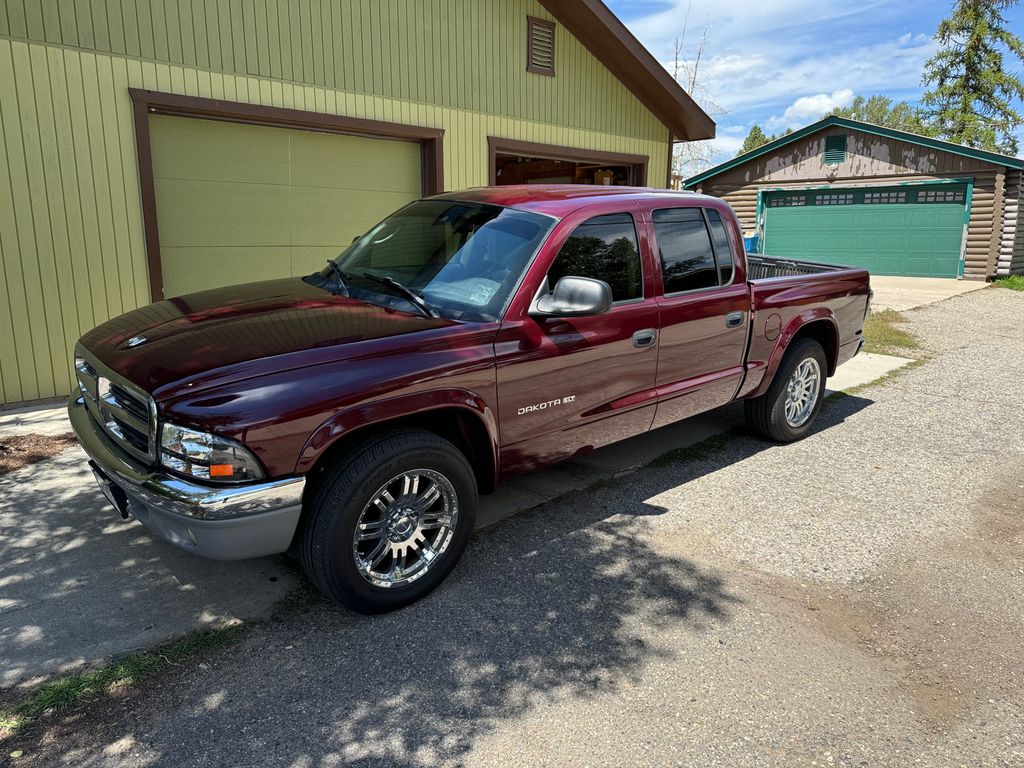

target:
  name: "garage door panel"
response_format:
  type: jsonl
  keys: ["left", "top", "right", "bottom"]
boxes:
{"left": 150, "top": 115, "right": 291, "bottom": 186}
{"left": 150, "top": 115, "right": 424, "bottom": 297}
{"left": 288, "top": 131, "right": 422, "bottom": 193}
{"left": 161, "top": 247, "right": 292, "bottom": 297}
{"left": 155, "top": 178, "right": 291, "bottom": 247}
{"left": 291, "top": 246, "right": 348, "bottom": 277}
{"left": 288, "top": 186, "right": 420, "bottom": 248}
{"left": 763, "top": 186, "right": 965, "bottom": 277}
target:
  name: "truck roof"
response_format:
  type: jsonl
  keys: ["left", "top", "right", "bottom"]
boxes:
{"left": 431, "top": 185, "right": 714, "bottom": 218}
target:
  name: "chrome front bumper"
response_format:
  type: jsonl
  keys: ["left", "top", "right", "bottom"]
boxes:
{"left": 68, "top": 395, "right": 305, "bottom": 560}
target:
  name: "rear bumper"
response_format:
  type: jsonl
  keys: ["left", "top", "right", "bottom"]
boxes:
{"left": 837, "top": 336, "right": 865, "bottom": 369}
{"left": 68, "top": 395, "right": 305, "bottom": 560}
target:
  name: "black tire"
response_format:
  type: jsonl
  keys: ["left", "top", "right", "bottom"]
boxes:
{"left": 744, "top": 337, "right": 828, "bottom": 443}
{"left": 299, "top": 429, "right": 477, "bottom": 613}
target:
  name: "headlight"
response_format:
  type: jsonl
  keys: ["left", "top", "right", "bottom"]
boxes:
{"left": 160, "top": 423, "right": 265, "bottom": 483}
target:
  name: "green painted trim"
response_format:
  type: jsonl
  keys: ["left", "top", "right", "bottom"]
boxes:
{"left": 754, "top": 189, "right": 765, "bottom": 253}
{"left": 683, "top": 116, "right": 1024, "bottom": 188}
{"left": 959, "top": 179, "right": 974, "bottom": 279}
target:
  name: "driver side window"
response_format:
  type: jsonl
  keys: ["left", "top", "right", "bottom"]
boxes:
{"left": 546, "top": 213, "right": 643, "bottom": 303}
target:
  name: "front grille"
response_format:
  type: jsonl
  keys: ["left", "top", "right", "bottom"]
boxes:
{"left": 75, "top": 346, "right": 157, "bottom": 464}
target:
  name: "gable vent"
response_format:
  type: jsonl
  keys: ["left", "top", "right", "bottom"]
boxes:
{"left": 823, "top": 134, "right": 847, "bottom": 165}
{"left": 527, "top": 16, "right": 555, "bottom": 76}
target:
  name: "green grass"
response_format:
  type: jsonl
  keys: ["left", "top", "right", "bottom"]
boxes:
{"left": 862, "top": 308, "right": 920, "bottom": 356}
{"left": 994, "top": 275, "right": 1024, "bottom": 292}
{"left": 838, "top": 357, "right": 929, "bottom": 396}
{"left": 0, "top": 624, "right": 245, "bottom": 742}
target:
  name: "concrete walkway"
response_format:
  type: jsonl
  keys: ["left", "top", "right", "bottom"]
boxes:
{"left": 869, "top": 275, "right": 988, "bottom": 311}
{"left": 0, "top": 401, "right": 72, "bottom": 437}
{"left": 0, "top": 348, "right": 913, "bottom": 690}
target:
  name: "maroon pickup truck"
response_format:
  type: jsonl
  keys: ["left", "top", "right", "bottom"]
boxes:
{"left": 69, "top": 186, "right": 870, "bottom": 612}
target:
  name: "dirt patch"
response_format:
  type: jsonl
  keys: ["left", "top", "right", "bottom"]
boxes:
{"left": 970, "top": 468, "right": 1024, "bottom": 565}
{"left": 749, "top": 471, "right": 1024, "bottom": 728}
{"left": 0, "top": 433, "right": 78, "bottom": 475}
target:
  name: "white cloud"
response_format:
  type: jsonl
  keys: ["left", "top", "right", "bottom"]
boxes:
{"left": 620, "top": 0, "right": 949, "bottom": 173}
{"left": 765, "top": 89, "right": 854, "bottom": 131}
{"left": 709, "top": 134, "right": 745, "bottom": 156}
{"left": 627, "top": 0, "right": 938, "bottom": 133}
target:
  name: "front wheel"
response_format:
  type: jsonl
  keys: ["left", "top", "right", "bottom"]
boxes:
{"left": 744, "top": 337, "right": 828, "bottom": 443}
{"left": 300, "top": 429, "right": 477, "bottom": 613}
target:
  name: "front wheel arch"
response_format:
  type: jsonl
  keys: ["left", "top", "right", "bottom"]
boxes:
{"left": 298, "top": 401, "right": 499, "bottom": 499}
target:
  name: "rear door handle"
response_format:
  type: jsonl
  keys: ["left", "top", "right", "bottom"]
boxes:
{"left": 632, "top": 328, "right": 657, "bottom": 348}
{"left": 725, "top": 312, "right": 744, "bottom": 328}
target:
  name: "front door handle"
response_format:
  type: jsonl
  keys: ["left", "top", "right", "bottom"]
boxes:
{"left": 632, "top": 328, "right": 657, "bottom": 348}
{"left": 725, "top": 312, "right": 745, "bottom": 328}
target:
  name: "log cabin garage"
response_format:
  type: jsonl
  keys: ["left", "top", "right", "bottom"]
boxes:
{"left": 684, "top": 116, "right": 1024, "bottom": 279}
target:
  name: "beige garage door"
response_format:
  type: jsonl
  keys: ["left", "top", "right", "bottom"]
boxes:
{"left": 149, "top": 115, "right": 424, "bottom": 297}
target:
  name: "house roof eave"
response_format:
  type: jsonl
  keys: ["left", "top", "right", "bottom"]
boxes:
{"left": 683, "top": 116, "right": 1024, "bottom": 188}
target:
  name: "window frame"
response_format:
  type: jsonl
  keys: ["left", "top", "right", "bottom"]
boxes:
{"left": 650, "top": 205, "right": 736, "bottom": 298}
{"left": 538, "top": 210, "right": 646, "bottom": 308}
{"left": 703, "top": 208, "right": 737, "bottom": 289}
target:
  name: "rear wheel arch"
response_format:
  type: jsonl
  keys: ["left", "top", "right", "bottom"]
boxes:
{"left": 761, "top": 313, "right": 839, "bottom": 391}
{"left": 789, "top": 318, "right": 839, "bottom": 376}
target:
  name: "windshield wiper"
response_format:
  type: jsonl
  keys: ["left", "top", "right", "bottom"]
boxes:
{"left": 360, "top": 272, "right": 439, "bottom": 318}
{"left": 324, "top": 259, "right": 351, "bottom": 293}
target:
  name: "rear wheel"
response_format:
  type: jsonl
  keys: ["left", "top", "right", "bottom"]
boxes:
{"left": 744, "top": 337, "right": 827, "bottom": 442}
{"left": 300, "top": 429, "right": 477, "bottom": 613}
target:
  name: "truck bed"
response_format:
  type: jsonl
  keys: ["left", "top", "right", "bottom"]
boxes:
{"left": 746, "top": 253, "right": 849, "bottom": 280}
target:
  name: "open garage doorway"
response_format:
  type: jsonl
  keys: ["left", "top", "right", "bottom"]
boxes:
{"left": 488, "top": 137, "right": 647, "bottom": 187}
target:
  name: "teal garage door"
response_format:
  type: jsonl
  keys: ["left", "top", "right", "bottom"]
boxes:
{"left": 761, "top": 185, "right": 967, "bottom": 277}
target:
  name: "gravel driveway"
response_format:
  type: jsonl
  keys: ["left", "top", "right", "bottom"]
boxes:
{"left": 8, "top": 287, "right": 1024, "bottom": 767}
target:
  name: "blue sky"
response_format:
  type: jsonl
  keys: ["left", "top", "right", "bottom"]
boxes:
{"left": 607, "top": 0, "right": 1024, "bottom": 165}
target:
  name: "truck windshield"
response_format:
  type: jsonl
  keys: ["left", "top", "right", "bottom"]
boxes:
{"left": 312, "top": 200, "right": 555, "bottom": 321}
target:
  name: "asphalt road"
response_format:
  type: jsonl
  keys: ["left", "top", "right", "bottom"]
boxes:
{"left": 9, "top": 287, "right": 1024, "bottom": 767}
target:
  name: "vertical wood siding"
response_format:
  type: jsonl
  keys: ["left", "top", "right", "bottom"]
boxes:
{"left": 0, "top": 3, "right": 672, "bottom": 404}
{"left": 1, "top": 0, "right": 666, "bottom": 142}
{"left": 694, "top": 126, "right": 1006, "bottom": 280}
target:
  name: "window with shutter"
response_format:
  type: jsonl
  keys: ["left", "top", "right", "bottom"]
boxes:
{"left": 823, "top": 134, "right": 847, "bottom": 165}
{"left": 527, "top": 16, "right": 556, "bottom": 76}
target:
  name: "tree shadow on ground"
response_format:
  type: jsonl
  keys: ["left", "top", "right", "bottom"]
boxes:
{"left": 0, "top": 450, "right": 295, "bottom": 693}
{"left": 48, "top": 394, "right": 875, "bottom": 768}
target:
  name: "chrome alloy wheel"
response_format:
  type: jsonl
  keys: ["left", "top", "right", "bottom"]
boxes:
{"left": 784, "top": 357, "right": 822, "bottom": 427}
{"left": 352, "top": 469, "right": 458, "bottom": 588}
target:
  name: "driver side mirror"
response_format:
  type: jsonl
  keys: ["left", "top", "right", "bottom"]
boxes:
{"left": 530, "top": 276, "right": 613, "bottom": 318}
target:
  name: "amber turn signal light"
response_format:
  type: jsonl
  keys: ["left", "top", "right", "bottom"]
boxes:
{"left": 209, "top": 464, "right": 235, "bottom": 478}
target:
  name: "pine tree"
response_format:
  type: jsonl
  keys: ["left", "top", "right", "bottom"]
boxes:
{"left": 738, "top": 125, "right": 770, "bottom": 155}
{"left": 828, "top": 95, "right": 935, "bottom": 136}
{"left": 921, "top": 0, "right": 1024, "bottom": 154}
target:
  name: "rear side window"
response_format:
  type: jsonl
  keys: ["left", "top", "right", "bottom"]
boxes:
{"left": 652, "top": 208, "right": 718, "bottom": 293}
{"left": 547, "top": 212, "right": 643, "bottom": 303}
{"left": 704, "top": 209, "right": 734, "bottom": 285}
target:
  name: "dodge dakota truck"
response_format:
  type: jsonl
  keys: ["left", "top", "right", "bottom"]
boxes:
{"left": 69, "top": 186, "right": 871, "bottom": 612}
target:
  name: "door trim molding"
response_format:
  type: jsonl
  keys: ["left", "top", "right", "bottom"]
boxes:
{"left": 487, "top": 136, "right": 648, "bottom": 187}
{"left": 129, "top": 89, "right": 445, "bottom": 301}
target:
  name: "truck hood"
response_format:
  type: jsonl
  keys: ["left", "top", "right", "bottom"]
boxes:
{"left": 80, "top": 277, "right": 455, "bottom": 397}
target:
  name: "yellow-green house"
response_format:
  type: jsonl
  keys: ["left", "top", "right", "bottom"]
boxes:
{"left": 0, "top": 0, "right": 714, "bottom": 405}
